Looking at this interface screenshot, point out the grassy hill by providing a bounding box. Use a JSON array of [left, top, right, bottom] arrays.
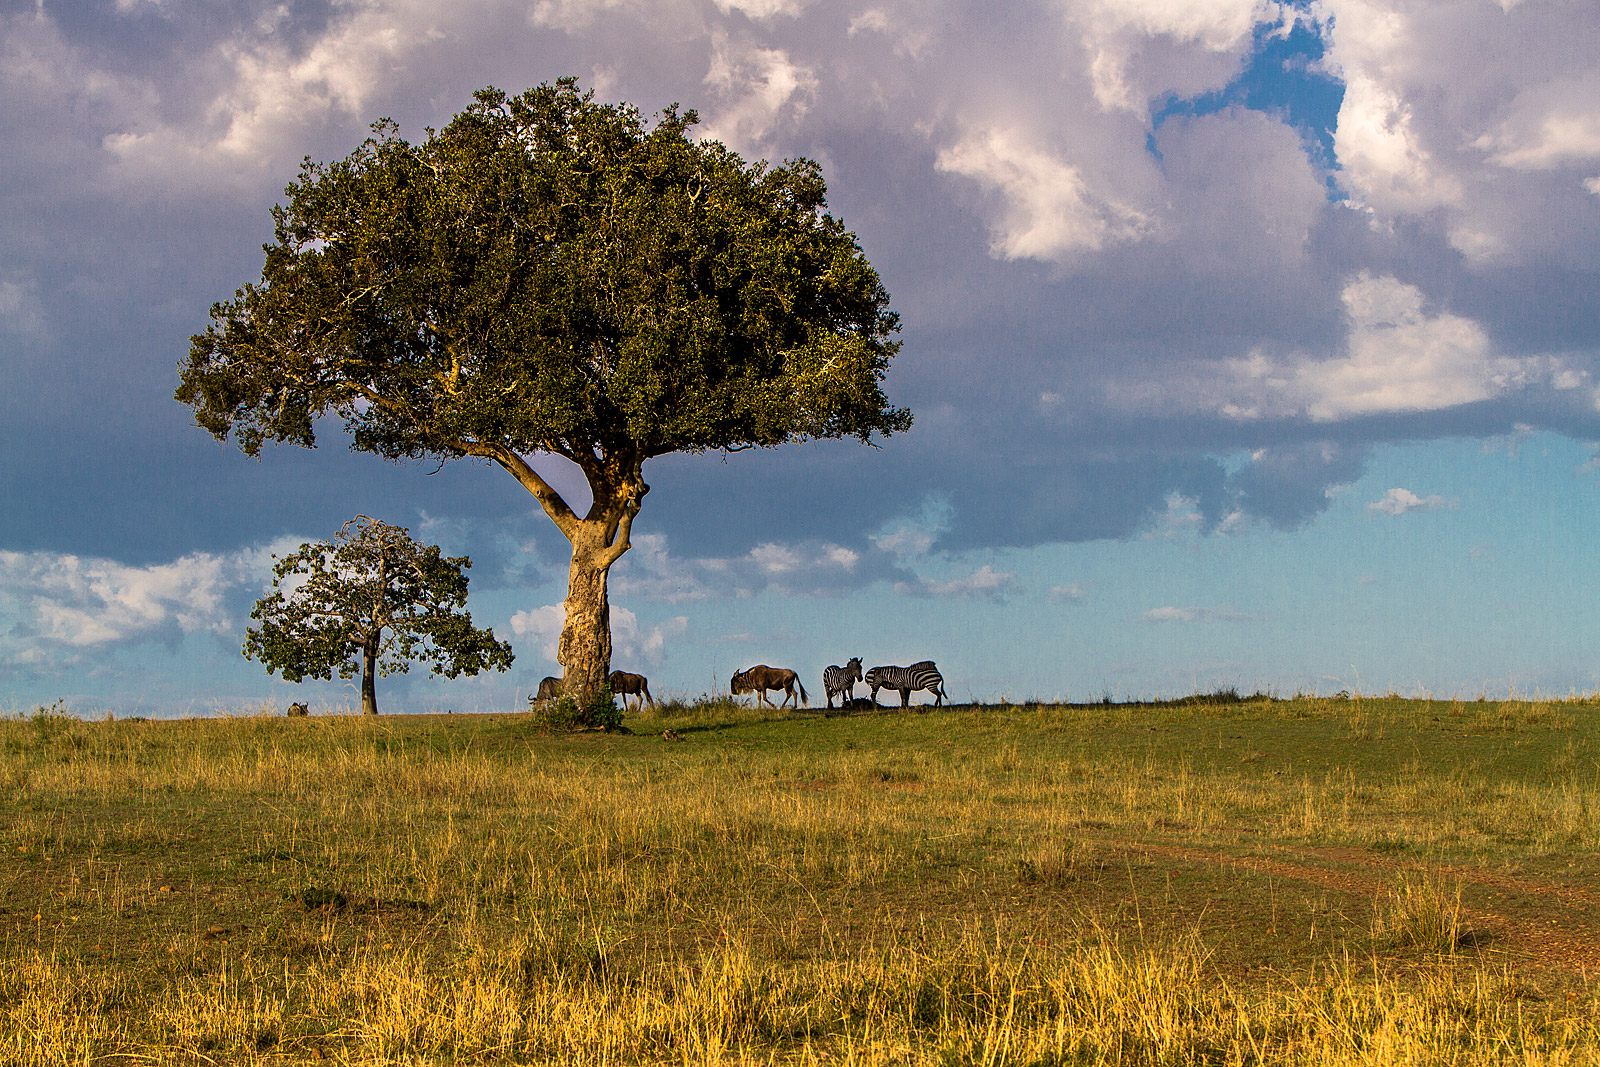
[[4, 693, 1599, 1063]]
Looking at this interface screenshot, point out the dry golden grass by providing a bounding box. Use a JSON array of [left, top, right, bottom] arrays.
[[2, 695, 1598, 1063]]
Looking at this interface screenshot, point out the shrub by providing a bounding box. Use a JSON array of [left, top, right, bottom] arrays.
[[530, 686, 625, 732]]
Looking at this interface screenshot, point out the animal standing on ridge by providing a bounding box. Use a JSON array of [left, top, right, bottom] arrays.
[[865, 661, 947, 707], [823, 657, 864, 708], [731, 665, 809, 709], [609, 671, 655, 711], [286, 702, 309, 717]]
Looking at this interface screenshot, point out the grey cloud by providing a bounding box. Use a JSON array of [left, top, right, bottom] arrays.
[[1, 0, 1598, 581]]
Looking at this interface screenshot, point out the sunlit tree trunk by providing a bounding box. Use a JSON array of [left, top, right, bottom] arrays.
[[360, 639, 379, 715], [558, 534, 615, 701], [495, 449, 646, 705]]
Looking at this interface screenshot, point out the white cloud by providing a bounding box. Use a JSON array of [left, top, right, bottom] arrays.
[[611, 533, 868, 601], [1142, 605, 1259, 623], [1197, 274, 1560, 422], [713, 0, 809, 18], [611, 606, 689, 666], [0, 1, 454, 205], [895, 564, 1013, 599], [0, 275, 45, 337], [0, 541, 296, 672], [1333, 71, 1460, 214], [1317, 0, 1600, 263], [508, 605, 564, 660], [1146, 492, 1205, 537], [509, 602, 686, 666], [700, 33, 815, 150], [1367, 487, 1457, 516], [936, 126, 1153, 260], [1480, 108, 1600, 171], [1049, 583, 1086, 602], [1071, 0, 1288, 111]]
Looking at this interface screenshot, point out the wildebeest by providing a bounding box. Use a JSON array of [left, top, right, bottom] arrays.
[[286, 701, 309, 717], [823, 657, 863, 708], [865, 661, 947, 707], [609, 670, 655, 711], [731, 665, 809, 708], [534, 676, 562, 703]]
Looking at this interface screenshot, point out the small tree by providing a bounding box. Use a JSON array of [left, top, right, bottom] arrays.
[[178, 80, 909, 701], [245, 516, 513, 715]]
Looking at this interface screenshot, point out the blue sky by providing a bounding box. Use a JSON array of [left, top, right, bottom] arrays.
[[4, 0, 1600, 714]]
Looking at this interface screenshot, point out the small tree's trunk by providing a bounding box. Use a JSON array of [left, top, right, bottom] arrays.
[[360, 639, 379, 715], [558, 531, 615, 702]]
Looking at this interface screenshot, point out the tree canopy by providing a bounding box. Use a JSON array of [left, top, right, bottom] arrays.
[[245, 516, 513, 715], [180, 79, 909, 699]]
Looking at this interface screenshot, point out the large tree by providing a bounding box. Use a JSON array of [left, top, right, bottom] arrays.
[[179, 80, 909, 699], [245, 516, 514, 715]]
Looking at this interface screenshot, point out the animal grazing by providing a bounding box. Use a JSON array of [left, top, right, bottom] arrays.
[[731, 664, 809, 709], [534, 676, 562, 703], [609, 670, 655, 711], [286, 702, 309, 717], [823, 657, 864, 708], [865, 660, 947, 708]]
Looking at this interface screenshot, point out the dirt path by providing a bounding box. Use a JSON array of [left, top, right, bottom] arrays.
[[1100, 836, 1600, 974]]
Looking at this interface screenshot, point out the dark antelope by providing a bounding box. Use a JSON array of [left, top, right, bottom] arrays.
[[534, 676, 562, 703], [609, 670, 655, 711], [731, 665, 809, 709]]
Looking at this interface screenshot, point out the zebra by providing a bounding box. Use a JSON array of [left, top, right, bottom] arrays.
[[865, 660, 947, 708], [823, 657, 863, 709]]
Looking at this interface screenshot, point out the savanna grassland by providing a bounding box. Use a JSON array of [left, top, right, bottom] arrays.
[[4, 693, 1600, 1064]]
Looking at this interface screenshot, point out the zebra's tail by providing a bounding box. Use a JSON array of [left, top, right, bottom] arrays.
[[797, 680, 809, 707]]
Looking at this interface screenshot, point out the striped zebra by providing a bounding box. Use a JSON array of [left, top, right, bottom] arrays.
[[865, 660, 947, 708], [823, 657, 863, 709]]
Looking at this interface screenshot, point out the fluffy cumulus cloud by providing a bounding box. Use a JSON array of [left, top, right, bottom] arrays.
[[1367, 488, 1457, 516], [935, 128, 1153, 259], [509, 603, 688, 666], [1321, 0, 1600, 260], [895, 564, 1014, 599], [0, 540, 297, 674], [1203, 274, 1569, 421], [608, 513, 1011, 602], [700, 33, 816, 150]]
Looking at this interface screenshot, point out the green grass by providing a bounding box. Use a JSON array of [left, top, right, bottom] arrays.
[[3, 693, 1600, 1063]]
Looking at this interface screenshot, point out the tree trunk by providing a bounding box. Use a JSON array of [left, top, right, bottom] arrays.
[[557, 533, 615, 702], [360, 639, 379, 715], [488, 448, 646, 707]]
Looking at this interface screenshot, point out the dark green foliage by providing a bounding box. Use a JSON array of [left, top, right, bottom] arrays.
[[530, 685, 624, 732], [177, 77, 907, 466], [244, 516, 513, 714]]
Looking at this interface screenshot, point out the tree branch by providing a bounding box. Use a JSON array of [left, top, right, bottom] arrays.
[[483, 446, 583, 541]]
